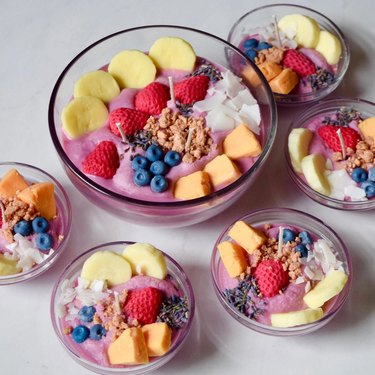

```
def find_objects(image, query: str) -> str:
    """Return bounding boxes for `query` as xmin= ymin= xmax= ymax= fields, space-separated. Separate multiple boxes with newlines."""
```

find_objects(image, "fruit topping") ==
xmin=71 ymin=325 xmax=90 ymax=343
xmin=0 ymin=169 xmax=29 ymax=199
xmin=174 ymin=75 xmax=210 ymax=105
xmin=150 ymin=175 xmax=168 ymax=193
xmin=288 ymin=128 xmax=313 ymax=173
xmin=89 ymin=324 xmax=107 ymax=340
xmin=145 ymin=144 xmax=163 ymax=162
xmin=78 ymin=305 xmax=96 ymax=323
xmin=13 ymin=220 xmax=32 ymax=236
xmin=109 ymin=107 xmax=150 ymax=137
xmin=317 ymin=125 xmax=360 ymax=152
xmin=35 ymin=232 xmax=53 ymax=251
xmin=134 ymin=82 xmax=170 ymax=115
xmin=173 ymin=171 xmax=212 ymax=200
xmin=301 ymin=153 xmax=331 ymax=196
xmin=315 ymin=30 xmax=342 ymax=65
xmin=141 ymin=322 xmax=172 ymax=357
xmin=282 ymin=49 xmax=316 ymax=77
xmin=31 ymin=216 xmax=49 ymax=233
xmin=133 ymin=169 xmax=152 ymax=187
xmin=271 ymin=308 xmax=323 ymax=328
xmin=164 ymin=151 xmax=182 ymax=167
xmin=351 ymin=167 xmax=368 ymax=183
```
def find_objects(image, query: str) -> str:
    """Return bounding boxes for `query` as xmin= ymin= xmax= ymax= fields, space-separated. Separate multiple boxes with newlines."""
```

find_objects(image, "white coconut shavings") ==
xmin=305 ymin=281 xmax=312 ymax=293
xmin=326 ymin=169 xmax=358 ymax=200
xmin=239 ymin=104 xmax=261 ymax=134
xmin=5 ymin=233 xmax=51 ymax=272
xmin=206 ymin=108 xmax=235 ymax=132
xmin=193 ymin=91 xmax=226 ymax=112
xmin=304 ymin=266 xmax=315 ymax=280
xmin=344 ymin=185 xmax=367 ymax=201
xmin=231 ymin=89 xmax=257 ymax=108
xmin=295 ymin=276 xmax=305 ymax=285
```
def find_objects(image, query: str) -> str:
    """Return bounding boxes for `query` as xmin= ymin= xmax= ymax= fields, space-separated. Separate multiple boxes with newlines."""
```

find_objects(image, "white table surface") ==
xmin=1 ymin=0 xmax=374 ymax=374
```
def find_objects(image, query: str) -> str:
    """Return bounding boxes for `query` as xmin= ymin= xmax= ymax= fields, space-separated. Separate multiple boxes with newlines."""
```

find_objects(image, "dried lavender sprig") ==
xmin=190 ymin=60 xmax=222 ymax=83
xmin=157 ymin=295 xmax=189 ymax=329
xmin=308 ymin=68 xmax=335 ymax=91
xmin=322 ymin=106 xmax=363 ymax=127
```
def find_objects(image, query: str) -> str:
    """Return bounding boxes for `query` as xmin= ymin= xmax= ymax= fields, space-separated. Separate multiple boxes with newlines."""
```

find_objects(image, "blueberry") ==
xmin=368 ymin=167 xmax=375 ymax=182
xmin=164 ymin=151 xmax=182 ymax=167
xmin=243 ymin=38 xmax=259 ymax=49
xmin=145 ymin=144 xmax=163 ymax=162
xmin=13 ymin=220 xmax=32 ymax=236
xmin=282 ymin=229 xmax=296 ymax=243
xmin=150 ymin=175 xmax=168 ymax=193
xmin=298 ymin=231 xmax=312 ymax=245
xmin=245 ymin=49 xmax=257 ymax=61
xmin=32 ymin=216 xmax=49 ymax=233
xmin=361 ymin=181 xmax=375 ymax=198
xmin=78 ymin=306 xmax=96 ymax=323
xmin=131 ymin=155 xmax=150 ymax=171
xmin=71 ymin=325 xmax=90 ymax=343
xmin=89 ymin=324 xmax=106 ymax=340
xmin=295 ymin=244 xmax=308 ymax=258
xmin=35 ymin=233 xmax=53 ymax=251
xmin=150 ymin=160 xmax=168 ymax=175
xmin=133 ymin=169 xmax=152 ymax=186
xmin=351 ymin=167 xmax=368 ymax=183
xmin=256 ymin=41 xmax=272 ymax=51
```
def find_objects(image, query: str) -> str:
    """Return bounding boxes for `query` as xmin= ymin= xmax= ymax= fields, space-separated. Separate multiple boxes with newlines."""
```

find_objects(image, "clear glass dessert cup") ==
xmin=228 ymin=4 xmax=350 ymax=105
xmin=48 ymin=25 xmax=277 ymax=228
xmin=210 ymin=208 xmax=352 ymax=336
xmin=0 ymin=162 xmax=72 ymax=285
xmin=285 ymin=97 xmax=375 ymax=210
xmin=50 ymin=241 xmax=195 ymax=374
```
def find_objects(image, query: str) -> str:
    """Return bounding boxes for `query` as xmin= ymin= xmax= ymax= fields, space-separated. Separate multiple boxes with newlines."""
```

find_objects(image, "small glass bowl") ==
xmin=48 ymin=25 xmax=277 ymax=228
xmin=50 ymin=242 xmax=195 ymax=374
xmin=286 ymin=97 xmax=375 ymax=210
xmin=228 ymin=4 xmax=350 ymax=105
xmin=0 ymin=162 xmax=71 ymax=285
xmin=211 ymin=208 xmax=352 ymax=336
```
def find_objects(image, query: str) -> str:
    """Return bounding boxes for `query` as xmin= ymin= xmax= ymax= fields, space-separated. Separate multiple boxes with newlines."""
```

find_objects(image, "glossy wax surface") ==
xmin=1 ymin=1 xmax=374 ymax=375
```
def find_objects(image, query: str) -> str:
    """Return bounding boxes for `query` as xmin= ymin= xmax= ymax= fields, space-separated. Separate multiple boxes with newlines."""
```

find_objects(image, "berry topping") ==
xmin=150 ymin=161 xmax=168 ymax=176
xmin=295 ymin=244 xmax=308 ymax=258
xmin=82 ymin=141 xmax=120 ymax=179
xmin=243 ymin=38 xmax=259 ymax=49
xmin=361 ymin=181 xmax=375 ymax=198
xmin=282 ymin=228 xmax=296 ymax=242
xmin=109 ymin=107 xmax=149 ymax=137
xmin=256 ymin=41 xmax=272 ymax=51
xmin=282 ymin=49 xmax=316 ymax=77
xmin=351 ymin=167 xmax=368 ymax=183
xmin=245 ymin=49 xmax=257 ymax=61
xmin=71 ymin=325 xmax=90 ymax=343
xmin=299 ymin=231 xmax=313 ymax=245
xmin=31 ymin=217 xmax=49 ymax=233
xmin=145 ymin=144 xmax=163 ymax=162
xmin=133 ymin=169 xmax=152 ymax=187
xmin=123 ymin=287 xmax=164 ymax=325
xmin=35 ymin=233 xmax=53 ymax=251
xmin=78 ymin=306 xmax=96 ymax=323
xmin=164 ymin=151 xmax=182 ymax=167
xmin=13 ymin=220 xmax=32 ymax=236
xmin=368 ymin=167 xmax=375 ymax=182
xmin=131 ymin=155 xmax=150 ymax=171
xmin=254 ymin=259 xmax=289 ymax=298
xmin=317 ymin=125 xmax=360 ymax=153
xmin=89 ymin=324 xmax=106 ymax=340
xmin=150 ymin=175 xmax=169 ymax=193
xmin=174 ymin=75 xmax=210 ymax=104
xmin=134 ymin=82 xmax=170 ymax=115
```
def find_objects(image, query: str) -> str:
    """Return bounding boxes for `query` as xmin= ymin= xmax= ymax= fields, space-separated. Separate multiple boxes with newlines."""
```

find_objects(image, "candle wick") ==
xmin=277 ymin=226 xmax=284 ymax=257
xmin=336 ymin=128 xmax=347 ymax=159
xmin=185 ymin=127 xmax=194 ymax=151
xmin=0 ymin=200 xmax=6 ymax=228
xmin=168 ymin=76 xmax=175 ymax=104
xmin=273 ymin=15 xmax=282 ymax=48
xmin=113 ymin=291 xmax=121 ymax=315
xmin=116 ymin=122 xmax=127 ymax=143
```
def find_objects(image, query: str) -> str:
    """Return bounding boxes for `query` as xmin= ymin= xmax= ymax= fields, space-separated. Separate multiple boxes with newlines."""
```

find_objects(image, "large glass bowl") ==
xmin=211 ymin=208 xmax=352 ymax=336
xmin=50 ymin=241 xmax=195 ymax=374
xmin=285 ymin=97 xmax=375 ymax=210
xmin=0 ymin=162 xmax=72 ymax=285
xmin=48 ymin=25 xmax=277 ymax=227
xmin=228 ymin=4 xmax=350 ymax=105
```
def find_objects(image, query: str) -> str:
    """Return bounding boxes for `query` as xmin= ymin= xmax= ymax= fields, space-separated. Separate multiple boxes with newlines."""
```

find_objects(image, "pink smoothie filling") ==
xmin=62 ymin=57 xmax=264 ymax=203
xmin=57 ymin=268 xmax=190 ymax=367
xmin=217 ymin=222 xmax=348 ymax=327
xmin=295 ymin=107 xmax=375 ymax=201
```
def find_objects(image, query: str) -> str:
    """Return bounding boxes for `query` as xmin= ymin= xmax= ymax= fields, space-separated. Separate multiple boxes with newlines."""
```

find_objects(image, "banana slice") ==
xmin=122 ymin=243 xmax=167 ymax=280
xmin=149 ymin=37 xmax=196 ymax=72
xmin=61 ymin=96 xmax=108 ymax=139
xmin=81 ymin=250 xmax=132 ymax=286
xmin=315 ymin=30 xmax=342 ymax=64
xmin=301 ymin=153 xmax=331 ymax=195
xmin=278 ymin=14 xmax=320 ymax=48
xmin=0 ymin=254 xmax=20 ymax=276
xmin=271 ymin=308 xmax=323 ymax=327
xmin=288 ymin=128 xmax=313 ymax=173
xmin=304 ymin=269 xmax=348 ymax=308
xmin=74 ymin=70 xmax=120 ymax=104
xmin=108 ymin=50 xmax=156 ymax=89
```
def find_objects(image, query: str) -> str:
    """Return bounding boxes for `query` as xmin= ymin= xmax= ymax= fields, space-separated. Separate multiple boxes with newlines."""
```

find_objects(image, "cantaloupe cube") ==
xmin=17 ymin=182 xmax=56 ymax=220
xmin=228 ymin=220 xmax=266 ymax=254
xmin=218 ymin=241 xmax=248 ymax=277
xmin=269 ymin=68 xmax=299 ymax=95
xmin=108 ymin=327 xmax=149 ymax=365
xmin=141 ymin=322 xmax=172 ymax=357
xmin=174 ymin=171 xmax=212 ymax=200
xmin=203 ymin=154 xmax=241 ymax=189
xmin=359 ymin=117 xmax=375 ymax=141
xmin=0 ymin=169 xmax=29 ymax=198
xmin=258 ymin=62 xmax=283 ymax=82
xmin=241 ymin=66 xmax=261 ymax=88
xmin=223 ymin=124 xmax=262 ymax=160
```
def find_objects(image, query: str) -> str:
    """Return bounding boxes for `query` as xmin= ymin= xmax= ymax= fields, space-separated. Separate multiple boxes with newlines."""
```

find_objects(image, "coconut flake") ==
xmin=239 ymin=104 xmax=261 ymax=134
xmin=221 ymin=70 xmax=244 ymax=98
xmin=295 ymin=276 xmax=305 ymax=284
xmin=305 ymin=281 xmax=312 ymax=293
xmin=327 ymin=169 xmax=356 ymax=200
xmin=90 ymin=279 xmax=107 ymax=292
xmin=193 ymin=92 xmax=226 ymax=112
xmin=344 ymin=185 xmax=367 ymax=201
xmin=206 ymin=108 xmax=235 ymax=132
xmin=304 ymin=266 xmax=315 ymax=280
xmin=231 ymin=89 xmax=257 ymax=109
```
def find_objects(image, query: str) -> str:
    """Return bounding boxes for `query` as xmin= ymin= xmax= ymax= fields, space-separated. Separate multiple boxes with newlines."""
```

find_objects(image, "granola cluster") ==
xmin=144 ymin=108 xmax=214 ymax=163
xmin=255 ymin=46 xmax=285 ymax=65
xmin=345 ymin=139 xmax=375 ymax=173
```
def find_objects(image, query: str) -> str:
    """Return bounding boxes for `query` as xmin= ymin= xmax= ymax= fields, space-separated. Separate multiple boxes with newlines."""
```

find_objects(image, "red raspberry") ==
xmin=123 ymin=287 xmax=164 ymax=325
xmin=134 ymin=82 xmax=170 ymax=115
xmin=317 ymin=125 xmax=360 ymax=152
xmin=108 ymin=108 xmax=149 ymax=137
xmin=174 ymin=75 xmax=209 ymax=104
xmin=82 ymin=140 xmax=119 ymax=179
xmin=254 ymin=259 xmax=289 ymax=298
xmin=282 ymin=49 xmax=316 ymax=77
